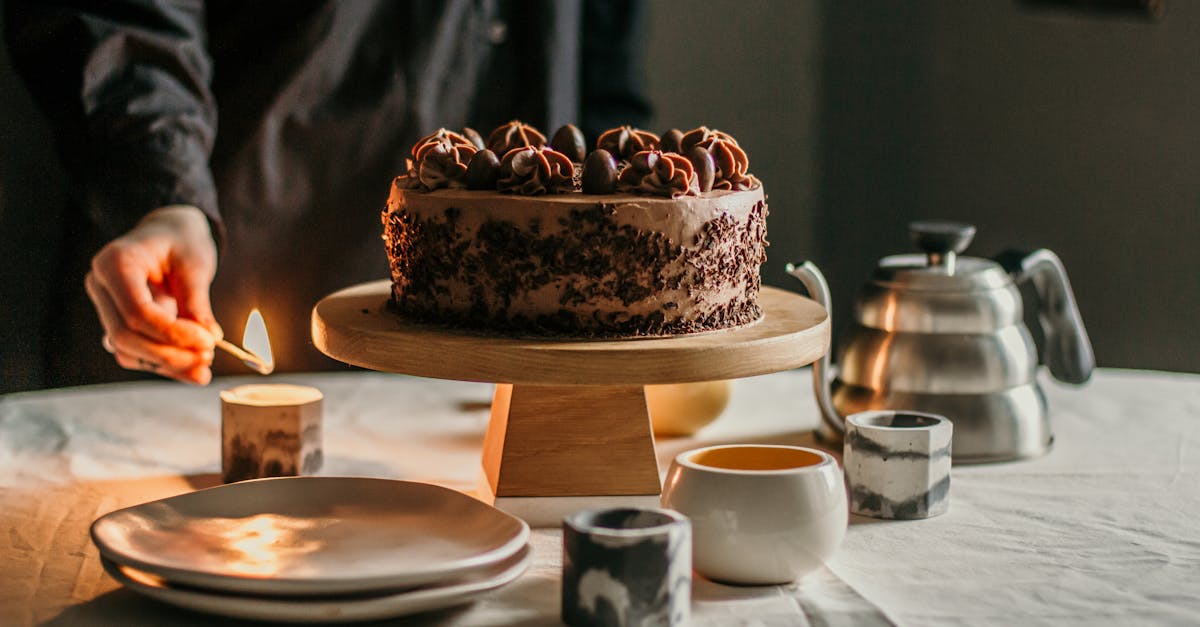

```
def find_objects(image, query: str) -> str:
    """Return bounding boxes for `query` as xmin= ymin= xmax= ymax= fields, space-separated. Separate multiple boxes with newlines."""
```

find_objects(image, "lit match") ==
xmin=216 ymin=309 xmax=275 ymax=375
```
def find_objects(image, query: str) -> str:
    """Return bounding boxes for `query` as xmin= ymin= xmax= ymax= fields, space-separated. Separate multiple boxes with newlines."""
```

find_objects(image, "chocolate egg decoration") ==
xmin=687 ymin=146 xmax=716 ymax=193
xmin=660 ymin=128 xmax=684 ymax=154
xmin=462 ymin=127 xmax=485 ymax=150
xmin=551 ymin=124 xmax=587 ymax=163
xmin=582 ymin=149 xmax=619 ymax=194
xmin=465 ymin=149 xmax=501 ymax=190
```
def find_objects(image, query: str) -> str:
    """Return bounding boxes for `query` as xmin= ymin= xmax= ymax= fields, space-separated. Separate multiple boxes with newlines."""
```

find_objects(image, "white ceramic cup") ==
xmin=660 ymin=444 xmax=847 ymax=585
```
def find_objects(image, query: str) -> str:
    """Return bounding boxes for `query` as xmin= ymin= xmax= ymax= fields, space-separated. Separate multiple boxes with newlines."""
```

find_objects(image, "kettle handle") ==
xmin=784 ymin=261 xmax=844 ymax=436
xmin=997 ymin=249 xmax=1095 ymax=385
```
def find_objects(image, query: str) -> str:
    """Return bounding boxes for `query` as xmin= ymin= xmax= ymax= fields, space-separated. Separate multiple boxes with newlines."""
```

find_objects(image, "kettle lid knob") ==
xmin=910 ymin=221 xmax=976 ymax=273
xmin=910 ymin=220 xmax=977 ymax=256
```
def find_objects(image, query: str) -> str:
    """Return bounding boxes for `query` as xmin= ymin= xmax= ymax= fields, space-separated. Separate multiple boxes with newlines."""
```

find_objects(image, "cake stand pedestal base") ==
xmin=477 ymin=384 xmax=662 ymax=526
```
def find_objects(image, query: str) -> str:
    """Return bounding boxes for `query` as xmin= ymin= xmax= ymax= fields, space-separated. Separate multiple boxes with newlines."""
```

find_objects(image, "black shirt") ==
xmin=5 ymin=0 xmax=650 ymax=385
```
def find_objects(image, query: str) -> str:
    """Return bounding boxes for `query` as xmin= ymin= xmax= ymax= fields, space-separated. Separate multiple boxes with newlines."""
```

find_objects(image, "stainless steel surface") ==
xmin=787 ymin=220 xmax=1093 ymax=464
xmin=832 ymin=380 xmax=1050 ymax=463
xmin=784 ymin=261 xmax=843 ymax=436
xmin=855 ymin=282 xmax=1024 ymax=333
xmin=873 ymin=255 xmax=1013 ymax=291
xmin=906 ymin=220 xmax=981 ymax=283
xmin=1014 ymin=249 xmax=1096 ymax=385
xmin=838 ymin=324 xmax=1038 ymax=394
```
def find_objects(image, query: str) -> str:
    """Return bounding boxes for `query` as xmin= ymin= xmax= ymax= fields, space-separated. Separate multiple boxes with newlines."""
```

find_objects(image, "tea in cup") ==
xmin=661 ymin=444 xmax=846 ymax=585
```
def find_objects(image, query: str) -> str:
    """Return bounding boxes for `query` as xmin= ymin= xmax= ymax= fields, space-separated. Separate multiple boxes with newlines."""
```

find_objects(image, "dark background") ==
xmin=3 ymin=1 xmax=1197 ymax=393
xmin=645 ymin=1 xmax=1198 ymax=375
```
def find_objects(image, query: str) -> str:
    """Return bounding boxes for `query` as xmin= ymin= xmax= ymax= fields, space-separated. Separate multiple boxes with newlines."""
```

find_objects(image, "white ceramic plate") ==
xmin=91 ymin=477 xmax=529 ymax=596
xmin=101 ymin=544 xmax=531 ymax=623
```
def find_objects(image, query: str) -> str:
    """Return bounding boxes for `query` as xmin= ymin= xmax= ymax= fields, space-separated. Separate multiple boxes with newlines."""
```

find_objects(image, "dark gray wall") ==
xmin=645 ymin=1 xmax=824 ymax=284
xmin=649 ymin=1 xmax=1199 ymax=372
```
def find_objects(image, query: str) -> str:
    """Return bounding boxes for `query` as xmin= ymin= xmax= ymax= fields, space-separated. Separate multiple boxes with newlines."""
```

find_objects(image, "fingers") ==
xmin=114 ymin=352 xmax=211 ymax=386
xmin=170 ymin=264 xmax=223 ymax=341
xmin=91 ymin=238 xmax=216 ymax=353
xmin=87 ymin=272 xmax=214 ymax=385
xmin=87 ymin=204 xmax=221 ymax=384
xmin=91 ymin=242 xmax=176 ymax=341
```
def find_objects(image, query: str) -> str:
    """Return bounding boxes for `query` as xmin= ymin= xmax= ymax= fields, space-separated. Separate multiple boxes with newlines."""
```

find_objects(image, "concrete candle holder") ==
xmin=843 ymin=410 xmax=952 ymax=520
xmin=562 ymin=507 xmax=691 ymax=627
xmin=220 ymin=384 xmax=323 ymax=484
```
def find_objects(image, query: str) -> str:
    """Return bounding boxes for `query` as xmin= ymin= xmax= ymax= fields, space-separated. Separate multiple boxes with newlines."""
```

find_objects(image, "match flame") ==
xmin=242 ymin=309 xmax=275 ymax=371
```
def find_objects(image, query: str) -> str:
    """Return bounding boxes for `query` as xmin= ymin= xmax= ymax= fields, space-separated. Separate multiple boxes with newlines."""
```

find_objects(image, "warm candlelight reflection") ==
xmin=120 ymin=564 xmax=169 ymax=588
xmin=243 ymin=309 xmax=275 ymax=371
xmin=198 ymin=514 xmax=323 ymax=577
xmin=866 ymin=293 xmax=899 ymax=391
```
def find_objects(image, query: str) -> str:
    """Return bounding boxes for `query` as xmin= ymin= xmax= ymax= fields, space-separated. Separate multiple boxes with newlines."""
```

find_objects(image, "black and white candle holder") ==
xmin=844 ymin=410 xmax=952 ymax=520
xmin=562 ymin=507 xmax=691 ymax=627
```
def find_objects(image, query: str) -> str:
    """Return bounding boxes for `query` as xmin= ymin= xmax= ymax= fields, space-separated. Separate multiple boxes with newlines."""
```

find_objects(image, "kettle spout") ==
xmin=785 ymin=261 xmax=844 ymax=438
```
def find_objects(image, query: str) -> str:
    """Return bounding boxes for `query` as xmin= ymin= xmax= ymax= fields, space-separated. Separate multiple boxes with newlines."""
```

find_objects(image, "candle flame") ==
xmin=242 ymin=309 xmax=275 ymax=371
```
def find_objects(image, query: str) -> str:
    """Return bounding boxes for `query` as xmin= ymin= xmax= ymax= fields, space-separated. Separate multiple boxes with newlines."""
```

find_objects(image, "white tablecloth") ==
xmin=1 ymin=368 xmax=1198 ymax=625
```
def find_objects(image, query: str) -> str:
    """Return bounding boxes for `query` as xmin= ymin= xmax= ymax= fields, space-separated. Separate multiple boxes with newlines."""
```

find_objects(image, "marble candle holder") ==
xmin=844 ymin=410 xmax=952 ymax=520
xmin=220 ymin=384 xmax=323 ymax=484
xmin=562 ymin=507 xmax=691 ymax=627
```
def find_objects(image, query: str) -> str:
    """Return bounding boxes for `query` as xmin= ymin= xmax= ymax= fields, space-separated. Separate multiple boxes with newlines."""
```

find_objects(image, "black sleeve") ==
xmin=579 ymin=0 xmax=653 ymax=143
xmin=4 ymin=0 xmax=223 ymax=244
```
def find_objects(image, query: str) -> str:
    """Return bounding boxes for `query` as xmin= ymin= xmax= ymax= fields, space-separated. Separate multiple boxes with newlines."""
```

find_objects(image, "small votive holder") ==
xmin=562 ymin=507 xmax=691 ymax=627
xmin=844 ymin=410 xmax=952 ymax=520
xmin=220 ymin=384 xmax=323 ymax=484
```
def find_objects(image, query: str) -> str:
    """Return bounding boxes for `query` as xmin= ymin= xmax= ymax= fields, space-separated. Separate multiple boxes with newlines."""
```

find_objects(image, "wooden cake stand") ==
xmin=312 ymin=280 xmax=829 ymax=525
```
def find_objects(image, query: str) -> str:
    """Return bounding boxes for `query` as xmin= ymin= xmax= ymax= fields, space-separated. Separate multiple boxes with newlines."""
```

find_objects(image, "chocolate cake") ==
xmin=381 ymin=122 xmax=768 ymax=337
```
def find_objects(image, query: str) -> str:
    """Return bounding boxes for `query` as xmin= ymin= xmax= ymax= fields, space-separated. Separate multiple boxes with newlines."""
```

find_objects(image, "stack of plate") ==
xmin=91 ymin=477 xmax=531 ymax=623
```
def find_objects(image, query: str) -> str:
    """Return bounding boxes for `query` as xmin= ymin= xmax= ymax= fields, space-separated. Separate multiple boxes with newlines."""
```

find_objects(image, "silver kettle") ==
xmin=787 ymin=220 xmax=1094 ymax=463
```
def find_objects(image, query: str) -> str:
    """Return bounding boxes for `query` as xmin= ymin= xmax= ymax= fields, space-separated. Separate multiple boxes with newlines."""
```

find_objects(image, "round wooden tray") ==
xmin=312 ymin=281 xmax=829 ymax=386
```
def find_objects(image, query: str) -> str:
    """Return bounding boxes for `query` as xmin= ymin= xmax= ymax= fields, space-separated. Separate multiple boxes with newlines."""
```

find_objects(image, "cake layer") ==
xmin=383 ymin=184 xmax=768 ymax=336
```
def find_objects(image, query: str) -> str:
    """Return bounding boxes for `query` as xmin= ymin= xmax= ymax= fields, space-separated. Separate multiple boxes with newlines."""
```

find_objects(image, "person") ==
xmin=5 ymin=0 xmax=651 ymax=387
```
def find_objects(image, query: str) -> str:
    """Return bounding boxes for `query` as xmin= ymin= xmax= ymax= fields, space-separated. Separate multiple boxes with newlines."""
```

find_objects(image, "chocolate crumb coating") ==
xmin=383 ymin=186 xmax=767 ymax=337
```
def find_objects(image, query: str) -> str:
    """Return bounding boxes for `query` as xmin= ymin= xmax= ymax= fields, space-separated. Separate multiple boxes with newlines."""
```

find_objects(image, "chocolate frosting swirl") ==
xmin=399 ymin=129 xmax=477 ymax=190
xmin=680 ymin=126 xmax=760 ymax=191
xmin=498 ymin=146 xmax=575 ymax=195
xmin=617 ymin=150 xmax=699 ymax=198
xmin=418 ymin=142 xmax=477 ymax=190
xmin=487 ymin=120 xmax=547 ymax=156
xmin=396 ymin=123 xmax=760 ymax=194
xmin=597 ymin=126 xmax=660 ymax=161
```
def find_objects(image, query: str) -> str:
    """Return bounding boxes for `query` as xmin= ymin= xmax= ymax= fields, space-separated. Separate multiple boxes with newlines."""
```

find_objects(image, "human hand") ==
xmin=85 ymin=205 xmax=222 ymax=384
